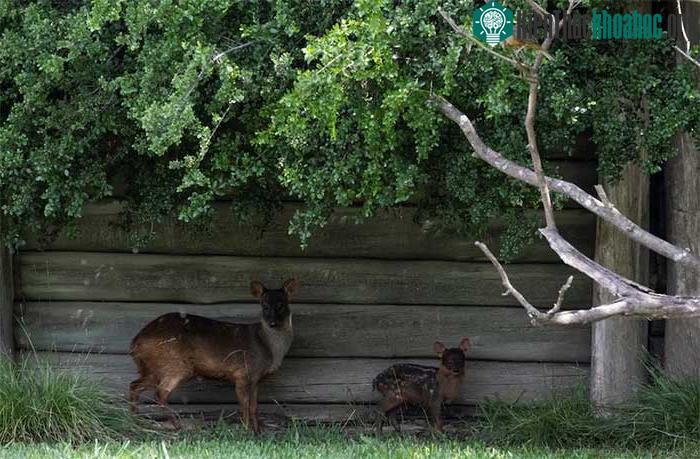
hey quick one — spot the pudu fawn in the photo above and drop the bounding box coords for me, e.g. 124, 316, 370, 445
373, 338, 470, 433
128, 279, 298, 433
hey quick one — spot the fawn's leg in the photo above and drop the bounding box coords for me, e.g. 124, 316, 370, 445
428, 400, 443, 433
375, 412, 385, 435
378, 397, 403, 433
389, 407, 404, 433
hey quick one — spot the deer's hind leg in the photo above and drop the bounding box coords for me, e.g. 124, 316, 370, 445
377, 396, 404, 434
155, 372, 190, 428
128, 374, 157, 413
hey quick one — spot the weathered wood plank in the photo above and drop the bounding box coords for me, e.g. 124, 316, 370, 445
17, 252, 593, 306
15, 301, 591, 362
29, 352, 588, 405
591, 165, 650, 408
22, 202, 595, 263
137, 402, 478, 423
138, 403, 373, 424
664, 1, 700, 378
0, 218, 13, 358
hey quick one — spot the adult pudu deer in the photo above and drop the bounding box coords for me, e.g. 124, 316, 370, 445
128, 278, 298, 433
373, 338, 470, 433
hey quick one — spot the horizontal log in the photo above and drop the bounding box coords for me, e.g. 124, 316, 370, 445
138, 402, 478, 424
17, 252, 593, 306
28, 352, 588, 405
15, 301, 591, 362
22, 202, 595, 263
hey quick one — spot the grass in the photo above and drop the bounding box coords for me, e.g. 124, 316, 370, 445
0, 423, 695, 459
477, 368, 700, 450
0, 356, 143, 443
1, 356, 700, 457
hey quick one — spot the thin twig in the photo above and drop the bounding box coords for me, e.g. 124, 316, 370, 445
676, 0, 691, 53
213, 41, 255, 62
476, 237, 700, 325
524, 0, 548, 18
521, 0, 579, 231
548, 276, 573, 317
673, 46, 700, 70
474, 241, 542, 323
594, 185, 612, 207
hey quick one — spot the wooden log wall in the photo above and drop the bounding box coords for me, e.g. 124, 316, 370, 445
0, 218, 13, 359
13, 157, 597, 422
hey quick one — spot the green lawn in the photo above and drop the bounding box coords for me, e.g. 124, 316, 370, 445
0, 425, 696, 459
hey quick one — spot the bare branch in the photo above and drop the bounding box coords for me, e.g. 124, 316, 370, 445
524, 78, 556, 229
549, 276, 573, 317
475, 240, 700, 325
524, 0, 548, 18
474, 241, 541, 323
593, 185, 612, 208
212, 41, 255, 63
521, 0, 581, 230
673, 45, 700, 70
432, 95, 700, 274
539, 227, 653, 297
437, 0, 700, 326
676, 0, 691, 53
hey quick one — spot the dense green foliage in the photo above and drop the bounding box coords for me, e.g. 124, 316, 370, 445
0, 357, 141, 442
478, 369, 700, 449
1, 0, 698, 252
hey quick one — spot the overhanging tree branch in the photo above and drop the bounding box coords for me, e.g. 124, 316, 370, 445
432, 95, 700, 273
436, 3, 700, 325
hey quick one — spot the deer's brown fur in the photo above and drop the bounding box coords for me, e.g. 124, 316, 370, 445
128, 279, 298, 432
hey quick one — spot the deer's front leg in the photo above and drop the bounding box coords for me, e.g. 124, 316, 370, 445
234, 379, 252, 431
249, 382, 261, 434
428, 399, 443, 433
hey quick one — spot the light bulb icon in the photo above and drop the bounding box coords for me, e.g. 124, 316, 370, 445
480, 8, 506, 45
472, 1, 513, 47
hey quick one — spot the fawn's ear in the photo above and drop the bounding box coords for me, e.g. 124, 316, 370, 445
459, 337, 471, 353
250, 281, 265, 298
283, 278, 299, 297
433, 341, 446, 357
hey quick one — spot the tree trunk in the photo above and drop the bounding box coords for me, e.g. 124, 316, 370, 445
590, 164, 649, 409
665, 0, 700, 376
0, 218, 14, 359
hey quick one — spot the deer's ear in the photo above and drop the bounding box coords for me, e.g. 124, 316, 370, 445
250, 281, 265, 298
459, 337, 471, 353
283, 278, 299, 297
433, 341, 446, 357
